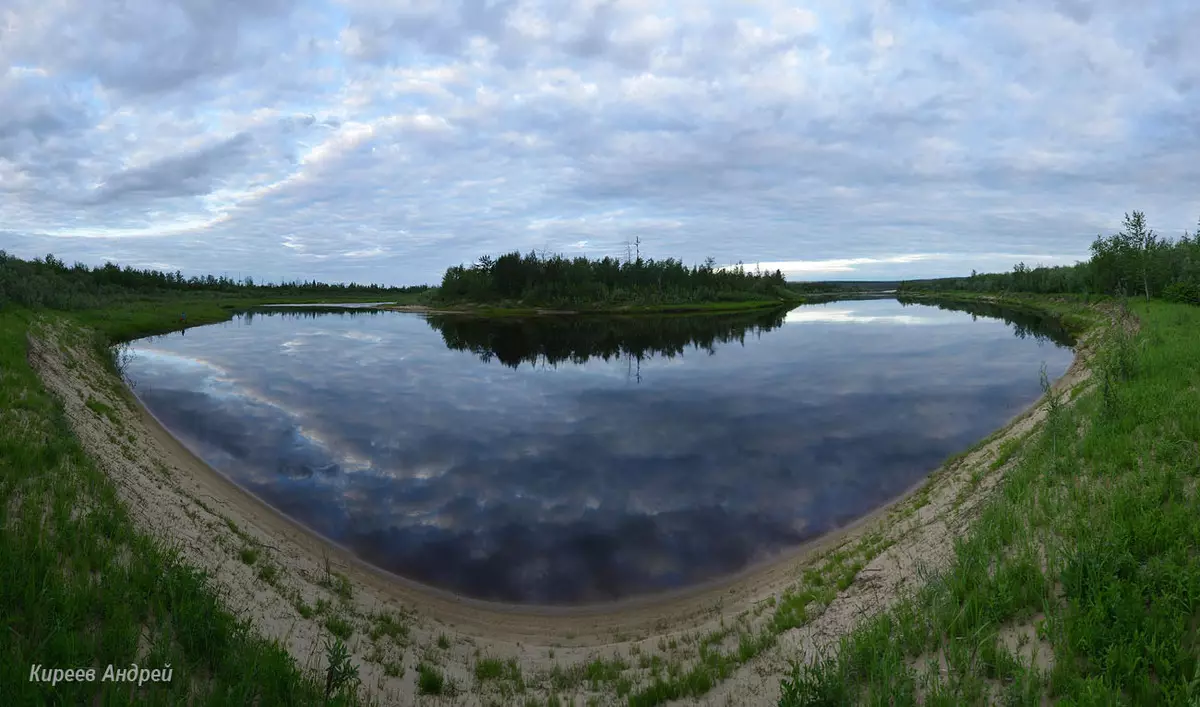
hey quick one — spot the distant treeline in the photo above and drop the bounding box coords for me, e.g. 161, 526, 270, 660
0, 251, 430, 310
438, 251, 791, 306
786, 280, 902, 295
899, 211, 1200, 304
424, 307, 788, 370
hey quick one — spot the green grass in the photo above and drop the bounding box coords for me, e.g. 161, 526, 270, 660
84, 396, 119, 424
417, 663, 446, 695
780, 297, 1200, 706
475, 656, 524, 684
324, 570, 354, 603
324, 615, 354, 641
0, 308, 364, 705
367, 609, 411, 645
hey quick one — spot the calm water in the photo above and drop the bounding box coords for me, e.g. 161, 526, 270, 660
123, 298, 1073, 604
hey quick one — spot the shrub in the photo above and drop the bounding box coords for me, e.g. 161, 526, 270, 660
1163, 281, 1200, 305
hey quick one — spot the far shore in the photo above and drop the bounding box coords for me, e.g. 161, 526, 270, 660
376, 298, 796, 316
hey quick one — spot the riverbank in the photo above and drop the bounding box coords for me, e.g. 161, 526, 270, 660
3, 293, 1113, 705
781, 293, 1200, 705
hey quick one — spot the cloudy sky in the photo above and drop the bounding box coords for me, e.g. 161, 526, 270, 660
2, 0, 1198, 285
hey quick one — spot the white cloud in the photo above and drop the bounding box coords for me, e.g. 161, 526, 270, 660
1, 0, 1198, 284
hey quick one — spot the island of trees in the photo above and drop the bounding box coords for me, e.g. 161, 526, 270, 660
437, 251, 792, 308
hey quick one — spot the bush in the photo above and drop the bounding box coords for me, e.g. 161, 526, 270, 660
1163, 281, 1200, 305
417, 664, 445, 695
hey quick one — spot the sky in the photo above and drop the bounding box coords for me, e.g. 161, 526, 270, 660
2, 0, 1199, 286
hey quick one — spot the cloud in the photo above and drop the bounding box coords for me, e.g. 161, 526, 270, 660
722, 253, 1084, 278
89, 133, 254, 203
1, 1, 1199, 284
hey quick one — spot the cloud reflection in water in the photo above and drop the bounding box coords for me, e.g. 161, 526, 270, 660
125, 299, 1073, 603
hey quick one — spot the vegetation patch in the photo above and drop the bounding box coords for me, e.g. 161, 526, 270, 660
0, 311, 363, 704
324, 614, 355, 641
84, 396, 120, 425
417, 663, 446, 696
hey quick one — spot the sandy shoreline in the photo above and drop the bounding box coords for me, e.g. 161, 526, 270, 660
27, 312, 1101, 705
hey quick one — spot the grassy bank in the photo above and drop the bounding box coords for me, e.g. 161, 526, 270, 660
896, 291, 1101, 336
67, 290, 428, 344
0, 302, 371, 705
780, 294, 1200, 706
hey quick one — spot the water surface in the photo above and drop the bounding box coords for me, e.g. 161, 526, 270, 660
124, 299, 1073, 604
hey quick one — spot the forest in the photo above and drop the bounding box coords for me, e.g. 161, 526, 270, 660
898, 211, 1200, 303
0, 251, 430, 310
437, 251, 792, 306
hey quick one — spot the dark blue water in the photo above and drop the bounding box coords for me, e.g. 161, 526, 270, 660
123, 298, 1073, 604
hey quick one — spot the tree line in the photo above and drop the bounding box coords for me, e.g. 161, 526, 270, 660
0, 251, 430, 311
898, 211, 1200, 304
438, 251, 791, 306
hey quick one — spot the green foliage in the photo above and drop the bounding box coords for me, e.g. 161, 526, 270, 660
899, 210, 1200, 301
438, 250, 790, 307
324, 615, 354, 641
323, 636, 360, 702
0, 313, 362, 705
417, 663, 446, 695
239, 546, 259, 565
1163, 281, 1200, 304
0, 249, 430, 312
475, 656, 523, 684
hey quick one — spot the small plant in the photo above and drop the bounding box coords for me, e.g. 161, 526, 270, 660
239, 546, 259, 565
417, 663, 445, 695
327, 570, 353, 602
475, 657, 505, 681
778, 658, 848, 707
257, 562, 278, 585
368, 610, 410, 644
110, 342, 135, 380
84, 396, 118, 423
1039, 364, 1063, 423
323, 635, 361, 702
1039, 364, 1068, 467
437, 633, 451, 650
325, 614, 354, 640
